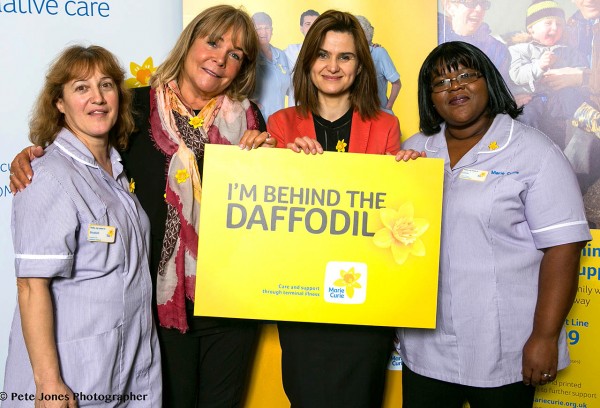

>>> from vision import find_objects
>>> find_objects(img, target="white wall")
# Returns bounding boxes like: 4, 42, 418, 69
0, 0, 183, 387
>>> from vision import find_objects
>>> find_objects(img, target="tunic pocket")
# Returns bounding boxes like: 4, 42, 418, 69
56, 324, 123, 400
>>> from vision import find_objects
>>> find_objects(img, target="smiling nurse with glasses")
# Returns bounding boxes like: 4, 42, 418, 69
397, 41, 591, 408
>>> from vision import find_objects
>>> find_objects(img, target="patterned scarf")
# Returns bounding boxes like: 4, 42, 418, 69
150, 80, 258, 332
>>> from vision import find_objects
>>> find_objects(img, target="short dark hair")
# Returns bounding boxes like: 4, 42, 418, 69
300, 9, 320, 26
418, 41, 522, 135
293, 10, 380, 120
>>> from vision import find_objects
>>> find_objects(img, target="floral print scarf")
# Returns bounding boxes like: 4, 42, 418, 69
150, 80, 258, 332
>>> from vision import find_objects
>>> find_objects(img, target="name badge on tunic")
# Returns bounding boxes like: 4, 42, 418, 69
459, 168, 488, 182
88, 224, 116, 243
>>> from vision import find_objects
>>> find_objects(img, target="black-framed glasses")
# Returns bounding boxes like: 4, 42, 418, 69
450, 0, 491, 10
431, 72, 483, 93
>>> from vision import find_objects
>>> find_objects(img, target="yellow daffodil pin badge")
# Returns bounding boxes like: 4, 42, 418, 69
175, 169, 189, 184
336, 140, 347, 152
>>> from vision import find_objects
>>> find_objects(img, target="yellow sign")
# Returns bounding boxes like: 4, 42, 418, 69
535, 230, 600, 408
194, 145, 444, 327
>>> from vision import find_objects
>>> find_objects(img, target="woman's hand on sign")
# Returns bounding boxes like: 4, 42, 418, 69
239, 130, 277, 150
392, 149, 426, 162
286, 137, 324, 155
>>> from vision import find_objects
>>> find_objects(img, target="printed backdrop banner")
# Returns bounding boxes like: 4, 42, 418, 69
194, 145, 444, 328
534, 229, 600, 407
0, 0, 183, 385
184, 0, 437, 138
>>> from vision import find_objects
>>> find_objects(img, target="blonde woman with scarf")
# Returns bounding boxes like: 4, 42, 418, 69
9, 5, 274, 408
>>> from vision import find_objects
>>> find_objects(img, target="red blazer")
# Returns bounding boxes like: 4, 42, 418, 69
267, 107, 401, 154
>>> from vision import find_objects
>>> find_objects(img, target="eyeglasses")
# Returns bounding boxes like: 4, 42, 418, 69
450, 0, 491, 10
431, 71, 483, 93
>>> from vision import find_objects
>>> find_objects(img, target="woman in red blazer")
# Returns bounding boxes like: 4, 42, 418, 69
267, 10, 423, 408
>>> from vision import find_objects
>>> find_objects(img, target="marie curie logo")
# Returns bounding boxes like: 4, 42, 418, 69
324, 262, 366, 304
388, 350, 403, 371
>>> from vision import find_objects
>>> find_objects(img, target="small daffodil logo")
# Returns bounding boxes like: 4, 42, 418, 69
175, 169, 189, 184
129, 178, 135, 193
125, 57, 157, 88
488, 141, 499, 150
373, 202, 429, 265
333, 267, 361, 298
336, 140, 347, 152
325, 262, 367, 304
189, 116, 204, 129
107, 229, 115, 238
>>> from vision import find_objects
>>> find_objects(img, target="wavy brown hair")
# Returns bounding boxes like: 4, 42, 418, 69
293, 10, 380, 120
151, 5, 259, 100
29, 45, 133, 150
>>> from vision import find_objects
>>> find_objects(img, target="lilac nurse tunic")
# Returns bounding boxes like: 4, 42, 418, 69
3, 129, 161, 407
398, 114, 591, 387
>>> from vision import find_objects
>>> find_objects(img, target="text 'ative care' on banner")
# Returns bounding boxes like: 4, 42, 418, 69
194, 145, 444, 328
0, 0, 111, 17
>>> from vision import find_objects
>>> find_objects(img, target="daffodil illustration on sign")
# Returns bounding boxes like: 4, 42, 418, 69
336, 139, 347, 152
333, 267, 362, 298
125, 57, 156, 88
189, 116, 204, 129
373, 202, 429, 265
175, 169, 189, 184
488, 141, 499, 150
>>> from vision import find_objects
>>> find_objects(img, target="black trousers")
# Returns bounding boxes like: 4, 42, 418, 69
402, 365, 536, 408
158, 319, 259, 408
277, 322, 395, 408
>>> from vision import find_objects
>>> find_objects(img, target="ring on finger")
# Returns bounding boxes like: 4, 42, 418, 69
542, 373, 552, 379
9, 172, 15, 177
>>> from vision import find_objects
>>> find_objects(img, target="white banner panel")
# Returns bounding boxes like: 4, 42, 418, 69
0, 0, 183, 385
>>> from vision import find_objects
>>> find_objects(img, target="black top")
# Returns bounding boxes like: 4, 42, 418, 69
313, 108, 353, 152
121, 86, 266, 332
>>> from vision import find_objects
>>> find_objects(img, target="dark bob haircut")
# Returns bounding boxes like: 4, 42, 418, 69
418, 41, 522, 135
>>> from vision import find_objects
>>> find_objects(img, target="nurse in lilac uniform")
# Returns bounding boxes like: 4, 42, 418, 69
398, 41, 591, 408
3, 45, 161, 407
